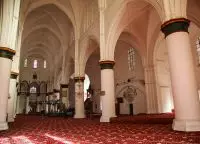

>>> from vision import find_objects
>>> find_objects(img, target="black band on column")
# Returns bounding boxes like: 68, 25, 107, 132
47, 92, 53, 96
10, 72, 18, 79
53, 89, 60, 93
99, 60, 115, 70
74, 77, 85, 83
161, 18, 190, 38
0, 47, 16, 60
60, 84, 68, 88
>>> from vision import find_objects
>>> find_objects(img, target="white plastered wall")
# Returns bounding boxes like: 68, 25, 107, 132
114, 40, 146, 114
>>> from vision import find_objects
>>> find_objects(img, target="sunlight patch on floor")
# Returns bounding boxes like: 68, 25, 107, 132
0, 137, 11, 144
12, 135, 34, 144
45, 133, 75, 144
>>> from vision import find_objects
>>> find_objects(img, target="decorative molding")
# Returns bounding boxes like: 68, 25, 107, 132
10, 72, 19, 79
0, 47, 16, 60
74, 77, 85, 83
161, 18, 190, 37
99, 60, 115, 69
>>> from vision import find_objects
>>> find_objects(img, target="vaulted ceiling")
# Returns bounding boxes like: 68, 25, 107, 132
21, 3, 73, 71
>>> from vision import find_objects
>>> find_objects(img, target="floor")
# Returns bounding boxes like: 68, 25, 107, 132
0, 114, 200, 144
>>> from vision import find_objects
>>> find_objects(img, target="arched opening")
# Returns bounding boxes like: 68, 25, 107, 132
84, 74, 90, 101
114, 33, 146, 115
18, 3, 75, 116
105, 0, 162, 115
84, 39, 101, 114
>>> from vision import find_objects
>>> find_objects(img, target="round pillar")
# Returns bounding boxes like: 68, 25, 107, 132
25, 96, 30, 114
161, 18, 200, 131
36, 100, 40, 113
74, 77, 85, 118
7, 72, 18, 122
15, 95, 20, 115
61, 84, 69, 109
12, 73, 19, 118
99, 60, 116, 122
45, 94, 49, 114
0, 47, 15, 130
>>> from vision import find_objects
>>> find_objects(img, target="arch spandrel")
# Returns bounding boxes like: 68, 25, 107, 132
104, 0, 163, 61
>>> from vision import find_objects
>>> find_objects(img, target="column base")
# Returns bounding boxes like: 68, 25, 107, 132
74, 114, 85, 119
147, 109, 158, 114
7, 115, 14, 122
0, 122, 8, 131
100, 115, 117, 122
173, 119, 200, 132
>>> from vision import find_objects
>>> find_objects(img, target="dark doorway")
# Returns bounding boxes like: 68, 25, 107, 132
129, 104, 133, 115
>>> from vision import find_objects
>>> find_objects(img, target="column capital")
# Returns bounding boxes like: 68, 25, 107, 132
161, 18, 190, 38
10, 71, 18, 79
74, 77, 85, 83
0, 47, 16, 60
99, 60, 115, 69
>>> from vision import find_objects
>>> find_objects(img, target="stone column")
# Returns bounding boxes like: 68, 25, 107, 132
36, 101, 40, 113
61, 84, 69, 109
0, 47, 15, 130
50, 93, 54, 112
74, 77, 85, 118
99, 60, 116, 122
25, 96, 29, 114
45, 94, 49, 114
53, 89, 60, 112
161, 18, 200, 131
13, 79, 18, 118
144, 66, 158, 113
16, 95, 20, 114
7, 72, 18, 122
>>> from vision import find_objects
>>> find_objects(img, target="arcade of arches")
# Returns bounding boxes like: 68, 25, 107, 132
1, 0, 200, 133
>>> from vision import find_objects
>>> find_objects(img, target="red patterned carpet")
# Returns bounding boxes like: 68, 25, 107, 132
0, 114, 200, 144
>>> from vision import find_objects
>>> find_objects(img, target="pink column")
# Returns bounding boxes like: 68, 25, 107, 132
0, 47, 15, 130
7, 72, 18, 122
161, 18, 200, 131
99, 61, 116, 122
74, 77, 85, 118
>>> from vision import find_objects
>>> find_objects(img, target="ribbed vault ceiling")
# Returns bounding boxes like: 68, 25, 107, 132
21, 3, 74, 70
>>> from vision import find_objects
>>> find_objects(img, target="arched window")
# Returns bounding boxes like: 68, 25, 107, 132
24, 59, 28, 67
44, 60, 47, 69
196, 37, 200, 65
33, 60, 38, 69
128, 48, 136, 71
